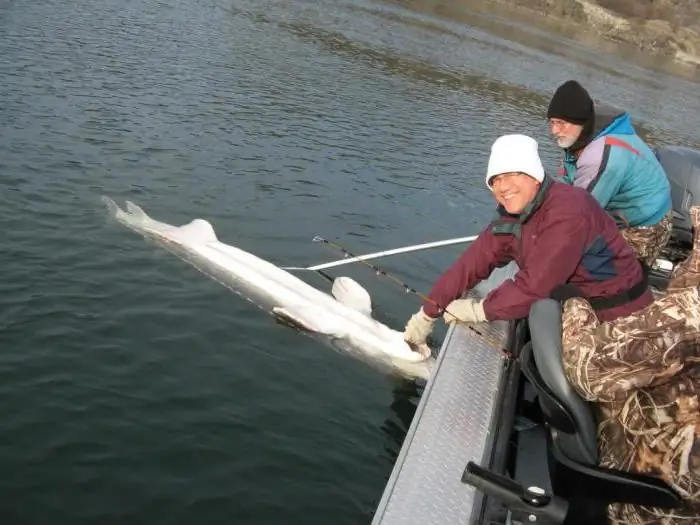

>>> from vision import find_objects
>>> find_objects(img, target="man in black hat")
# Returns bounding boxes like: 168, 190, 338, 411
546, 80, 673, 267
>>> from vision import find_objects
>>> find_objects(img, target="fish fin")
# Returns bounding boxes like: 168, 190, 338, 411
272, 306, 346, 336
331, 277, 372, 316
125, 200, 150, 220
120, 200, 217, 243
102, 196, 122, 217
176, 219, 219, 244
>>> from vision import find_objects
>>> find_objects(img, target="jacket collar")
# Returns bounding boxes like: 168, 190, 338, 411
491, 175, 554, 236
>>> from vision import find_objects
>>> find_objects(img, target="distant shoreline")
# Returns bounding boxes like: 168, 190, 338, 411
493, 0, 700, 66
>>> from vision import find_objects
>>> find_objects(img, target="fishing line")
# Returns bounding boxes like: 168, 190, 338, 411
311, 235, 509, 356
314, 268, 334, 283
312, 236, 428, 300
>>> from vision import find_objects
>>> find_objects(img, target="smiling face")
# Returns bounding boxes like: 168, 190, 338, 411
490, 172, 541, 214
548, 118, 584, 149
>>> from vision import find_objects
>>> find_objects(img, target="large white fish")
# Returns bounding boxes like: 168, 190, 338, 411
102, 197, 435, 380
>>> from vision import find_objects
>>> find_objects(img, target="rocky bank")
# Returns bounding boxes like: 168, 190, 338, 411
523, 0, 700, 65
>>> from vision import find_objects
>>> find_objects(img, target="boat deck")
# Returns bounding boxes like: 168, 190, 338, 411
372, 264, 517, 525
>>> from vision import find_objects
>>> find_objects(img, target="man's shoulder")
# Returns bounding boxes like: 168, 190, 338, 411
548, 179, 589, 198
542, 183, 615, 232
545, 180, 595, 213
577, 137, 607, 167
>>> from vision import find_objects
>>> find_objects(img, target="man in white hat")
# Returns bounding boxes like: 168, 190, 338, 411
403, 134, 700, 525
403, 133, 651, 344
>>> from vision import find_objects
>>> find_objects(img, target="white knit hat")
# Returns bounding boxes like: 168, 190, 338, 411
485, 134, 545, 189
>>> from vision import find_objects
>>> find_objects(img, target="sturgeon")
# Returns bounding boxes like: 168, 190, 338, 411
103, 198, 435, 380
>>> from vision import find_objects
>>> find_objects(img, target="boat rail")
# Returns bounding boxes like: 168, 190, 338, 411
372, 263, 519, 524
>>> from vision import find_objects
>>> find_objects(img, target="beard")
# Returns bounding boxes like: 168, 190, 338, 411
556, 135, 578, 149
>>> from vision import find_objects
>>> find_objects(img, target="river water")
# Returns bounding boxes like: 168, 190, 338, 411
1, 0, 698, 523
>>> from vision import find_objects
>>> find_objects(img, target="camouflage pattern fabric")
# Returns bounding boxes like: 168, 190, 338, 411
620, 210, 674, 267
561, 205, 700, 524
667, 207, 700, 293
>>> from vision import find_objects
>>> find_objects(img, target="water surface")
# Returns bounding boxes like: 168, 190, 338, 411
0, 0, 698, 522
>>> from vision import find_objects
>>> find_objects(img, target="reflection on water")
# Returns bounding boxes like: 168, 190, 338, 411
380, 377, 423, 464
278, 13, 698, 154
281, 20, 554, 118
380, 0, 700, 82
287, 1, 700, 152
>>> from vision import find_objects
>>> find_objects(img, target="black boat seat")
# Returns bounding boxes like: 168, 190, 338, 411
524, 299, 597, 465
523, 299, 681, 509
656, 145, 700, 246
461, 300, 682, 524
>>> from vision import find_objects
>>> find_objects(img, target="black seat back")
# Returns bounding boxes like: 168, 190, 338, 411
656, 145, 700, 245
525, 299, 598, 466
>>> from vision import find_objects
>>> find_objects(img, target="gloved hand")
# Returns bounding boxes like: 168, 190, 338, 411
403, 307, 437, 346
443, 298, 487, 325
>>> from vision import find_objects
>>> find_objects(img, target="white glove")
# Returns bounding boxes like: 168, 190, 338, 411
403, 308, 437, 346
442, 298, 487, 325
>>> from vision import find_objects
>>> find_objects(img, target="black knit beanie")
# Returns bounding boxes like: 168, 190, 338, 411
547, 80, 594, 125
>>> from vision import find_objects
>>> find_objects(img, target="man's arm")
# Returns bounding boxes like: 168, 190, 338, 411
482, 213, 590, 321
422, 226, 512, 318
588, 165, 626, 210
576, 140, 626, 209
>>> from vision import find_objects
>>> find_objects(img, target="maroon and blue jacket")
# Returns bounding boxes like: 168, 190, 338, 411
422, 176, 652, 323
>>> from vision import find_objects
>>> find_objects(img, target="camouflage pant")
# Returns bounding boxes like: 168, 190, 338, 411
619, 210, 673, 267
667, 208, 700, 293
561, 206, 700, 525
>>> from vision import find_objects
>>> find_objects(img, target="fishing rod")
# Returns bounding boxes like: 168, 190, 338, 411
312, 236, 428, 299
311, 236, 509, 356
283, 235, 478, 272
